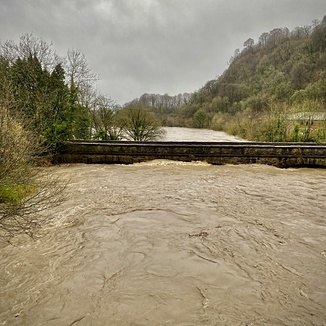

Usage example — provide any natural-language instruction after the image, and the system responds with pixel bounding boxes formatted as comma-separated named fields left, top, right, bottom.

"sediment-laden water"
left=161, top=127, right=246, bottom=142
left=0, top=129, right=325, bottom=325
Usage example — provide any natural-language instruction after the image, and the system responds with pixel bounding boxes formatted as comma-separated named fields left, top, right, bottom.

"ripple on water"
left=0, top=164, right=325, bottom=325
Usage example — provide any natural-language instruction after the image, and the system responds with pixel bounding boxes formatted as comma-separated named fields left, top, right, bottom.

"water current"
left=0, top=128, right=325, bottom=325
left=161, top=127, right=246, bottom=142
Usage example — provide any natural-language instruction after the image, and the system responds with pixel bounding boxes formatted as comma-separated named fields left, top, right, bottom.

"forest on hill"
left=134, top=16, right=326, bottom=142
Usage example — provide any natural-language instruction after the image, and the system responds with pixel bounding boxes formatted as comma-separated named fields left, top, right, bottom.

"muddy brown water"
left=161, top=127, right=246, bottom=142
left=0, top=129, right=326, bottom=325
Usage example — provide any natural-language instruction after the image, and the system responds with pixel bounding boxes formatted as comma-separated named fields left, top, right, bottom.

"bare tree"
left=243, top=38, right=254, bottom=49
left=92, top=94, right=122, bottom=140
left=66, top=49, right=98, bottom=90
left=115, top=104, right=165, bottom=141
left=258, top=32, right=269, bottom=47
left=0, top=33, right=61, bottom=71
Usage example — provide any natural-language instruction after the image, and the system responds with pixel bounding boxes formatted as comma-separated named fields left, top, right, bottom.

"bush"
left=0, top=109, right=65, bottom=242
left=115, top=104, right=166, bottom=141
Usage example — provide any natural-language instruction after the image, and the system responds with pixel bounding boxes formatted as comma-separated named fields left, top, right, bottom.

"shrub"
left=0, top=109, right=65, bottom=242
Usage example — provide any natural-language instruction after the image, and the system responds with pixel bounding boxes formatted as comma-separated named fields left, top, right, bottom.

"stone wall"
left=53, top=141, right=326, bottom=168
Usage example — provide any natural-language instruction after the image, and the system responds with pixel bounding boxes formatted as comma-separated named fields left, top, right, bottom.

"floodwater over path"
left=0, top=129, right=325, bottom=325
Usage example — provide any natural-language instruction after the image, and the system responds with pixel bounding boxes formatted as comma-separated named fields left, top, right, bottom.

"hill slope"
left=141, top=16, right=326, bottom=142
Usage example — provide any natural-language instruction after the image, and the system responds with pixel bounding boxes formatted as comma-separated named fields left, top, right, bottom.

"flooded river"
left=0, top=129, right=325, bottom=325
left=161, top=127, right=245, bottom=142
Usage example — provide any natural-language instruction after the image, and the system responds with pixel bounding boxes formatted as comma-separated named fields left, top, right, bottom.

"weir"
left=53, top=141, right=326, bottom=168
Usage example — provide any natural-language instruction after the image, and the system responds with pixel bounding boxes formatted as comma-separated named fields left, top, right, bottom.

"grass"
left=0, top=184, right=37, bottom=204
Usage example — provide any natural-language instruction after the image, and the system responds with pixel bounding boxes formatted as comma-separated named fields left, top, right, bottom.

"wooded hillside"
left=143, top=16, right=326, bottom=142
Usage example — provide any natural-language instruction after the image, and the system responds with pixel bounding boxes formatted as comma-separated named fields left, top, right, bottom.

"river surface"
left=161, top=127, right=245, bottom=142
left=0, top=128, right=325, bottom=325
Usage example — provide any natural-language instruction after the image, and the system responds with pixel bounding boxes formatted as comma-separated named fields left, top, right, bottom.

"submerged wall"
left=53, top=141, right=326, bottom=168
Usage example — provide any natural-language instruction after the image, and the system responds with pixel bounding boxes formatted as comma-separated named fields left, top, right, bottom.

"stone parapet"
left=53, top=141, right=326, bottom=168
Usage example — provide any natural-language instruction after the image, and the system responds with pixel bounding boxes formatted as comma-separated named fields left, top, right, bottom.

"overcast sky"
left=1, top=0, right=325, bottom=105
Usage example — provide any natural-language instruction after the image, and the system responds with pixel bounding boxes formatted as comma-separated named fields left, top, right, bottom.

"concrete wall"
left=53, top=141, right=326, bottom=168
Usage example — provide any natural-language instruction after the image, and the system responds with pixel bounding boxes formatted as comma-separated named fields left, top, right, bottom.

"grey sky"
left=1, top=0, right=325, bottom=105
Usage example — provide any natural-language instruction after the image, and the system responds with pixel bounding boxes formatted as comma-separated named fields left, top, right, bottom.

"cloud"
left=1, top=0, right=325, bottom=104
